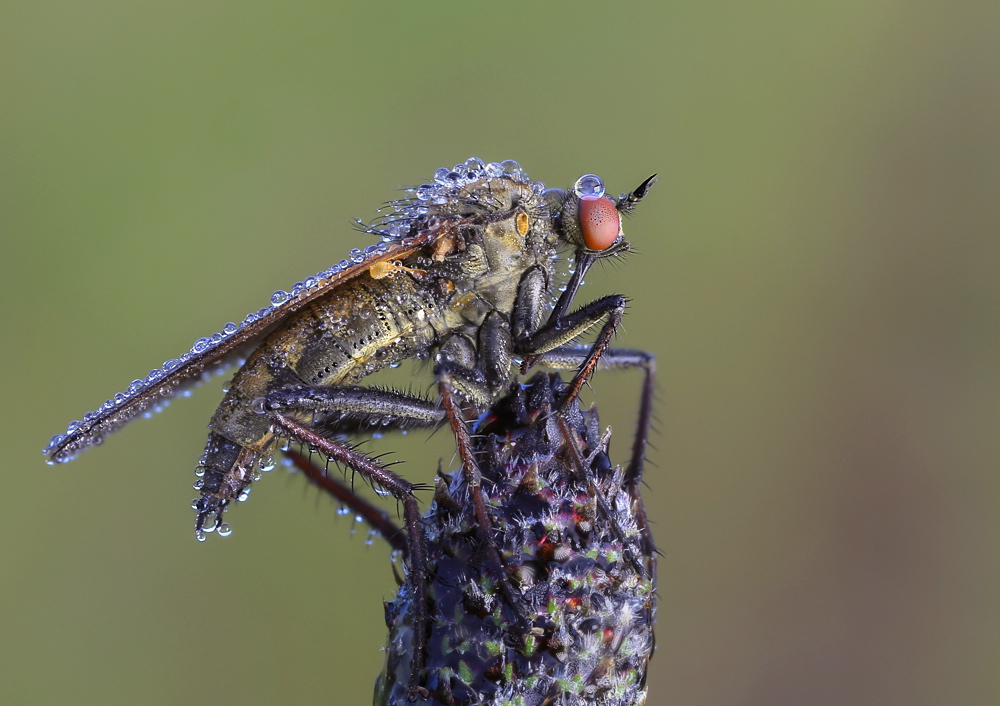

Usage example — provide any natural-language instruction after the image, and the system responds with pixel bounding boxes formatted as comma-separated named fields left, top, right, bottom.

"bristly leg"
left=282, top=448, right=406, bottom=554
left=266, top=413, right=431, bottom=702
left=376, top=373, right=657, bottom=706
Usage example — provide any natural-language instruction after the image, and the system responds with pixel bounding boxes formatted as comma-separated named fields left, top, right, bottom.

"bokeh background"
left=3, top=2, right=998, bottom=704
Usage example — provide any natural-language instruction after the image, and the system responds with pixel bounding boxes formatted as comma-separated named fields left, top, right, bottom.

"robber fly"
left=44, top=157, right=656, bottom=697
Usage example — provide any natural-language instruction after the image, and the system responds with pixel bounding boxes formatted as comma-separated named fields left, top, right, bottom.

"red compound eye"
left=578, top=195, right=621, bottom=251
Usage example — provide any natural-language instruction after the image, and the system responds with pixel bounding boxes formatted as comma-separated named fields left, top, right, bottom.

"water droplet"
left=196, top=531, right=206, bottom=542
left=258, top=456, right=276, bottom=472
left=501, top=159, right=521, bottom=175
left=271, top=289, right=289, bottom=306
left=574, top=174, right=605, bottom=199
left=217, top=524, right=232, bottom=537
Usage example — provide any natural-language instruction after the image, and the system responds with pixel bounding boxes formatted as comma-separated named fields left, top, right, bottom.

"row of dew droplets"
left=413, top=158, right=528, bottom=205
left=365, top=157, right=525, bottom=235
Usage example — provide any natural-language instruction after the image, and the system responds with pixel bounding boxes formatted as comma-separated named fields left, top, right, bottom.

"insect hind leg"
left=265, top=410, right=432, bottom=701
left=256, top=384, right=444, bottom=434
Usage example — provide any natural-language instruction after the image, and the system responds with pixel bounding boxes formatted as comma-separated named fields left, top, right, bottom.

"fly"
left=43, top=157, right=656, bottom=698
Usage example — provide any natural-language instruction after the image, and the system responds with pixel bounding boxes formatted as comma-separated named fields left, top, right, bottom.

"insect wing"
left=43, top=235, right=438, bottom=464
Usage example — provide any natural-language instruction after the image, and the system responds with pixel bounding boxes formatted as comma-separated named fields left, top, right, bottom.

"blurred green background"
left=3, top=1, right=998, bottom=704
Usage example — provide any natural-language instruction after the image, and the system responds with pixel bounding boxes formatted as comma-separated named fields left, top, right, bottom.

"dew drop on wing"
left=217, top=524, right=232, bottom=538
left=269, top=290, right=289, bottom=306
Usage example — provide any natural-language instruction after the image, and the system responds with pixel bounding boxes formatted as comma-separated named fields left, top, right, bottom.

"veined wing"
left=43, top=233, right=438, bottom=464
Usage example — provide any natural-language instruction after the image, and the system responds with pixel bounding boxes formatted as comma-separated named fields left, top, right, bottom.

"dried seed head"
left=376, top=373, right=656, bottom=706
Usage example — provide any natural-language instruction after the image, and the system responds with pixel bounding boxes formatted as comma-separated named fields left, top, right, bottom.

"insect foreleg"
left=533, top=346, right=658, bottom=574
left=517, top=293, right=628, bottom=406
left=531, top=348, right=654, bottom=477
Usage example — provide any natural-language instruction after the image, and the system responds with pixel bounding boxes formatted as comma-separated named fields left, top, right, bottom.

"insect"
left=43, top=157, right=656, bottom=697
left=373, top=372, right=657, bottom=706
